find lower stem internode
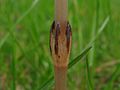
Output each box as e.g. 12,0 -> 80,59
54,66 -> 68,90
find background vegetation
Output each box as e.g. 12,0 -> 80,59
0,0 -> 120,90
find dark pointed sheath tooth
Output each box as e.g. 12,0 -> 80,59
50,21 -> 55,54
50,21 -> 55,33
66,22 -> 72,52
55,22 -> 60,55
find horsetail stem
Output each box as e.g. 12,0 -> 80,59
50,0 -> 72,90
55,0 -> 67,24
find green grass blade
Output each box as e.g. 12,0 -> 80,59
0,33 -> 9,50
86,56 -> 94,90
89,16 -> 110,45
68,46 -> 92,69
89,14 -> 96,67
39,76 -> 54,90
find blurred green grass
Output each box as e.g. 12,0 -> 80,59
0,0 -> 120,90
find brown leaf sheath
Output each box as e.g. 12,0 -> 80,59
50,21 -> 72,67
50,21 -> 72,90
